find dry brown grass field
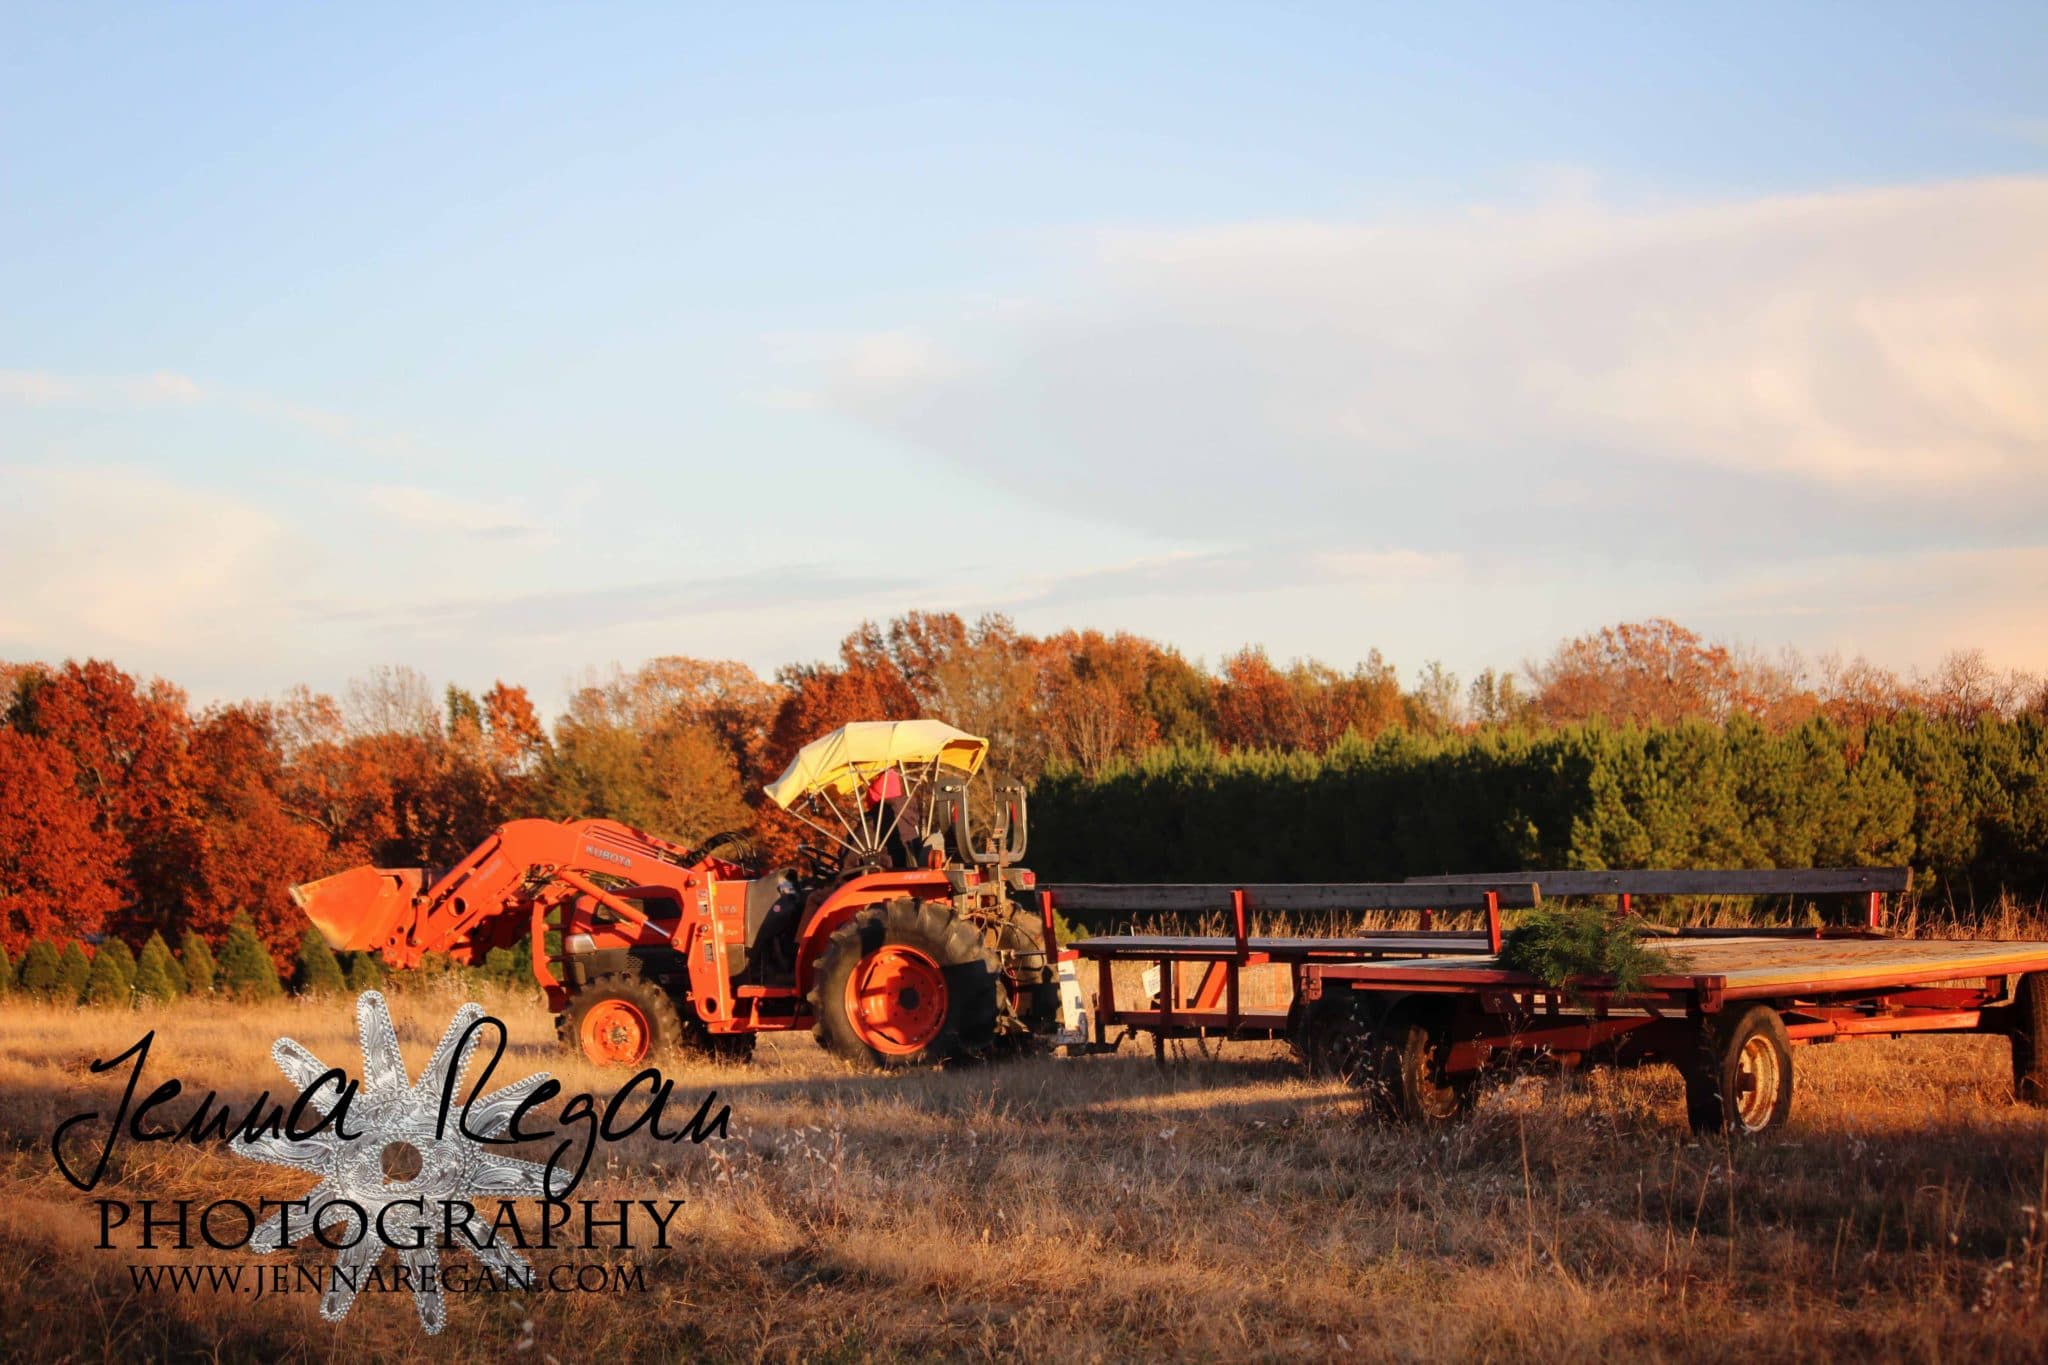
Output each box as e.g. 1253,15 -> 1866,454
5,922 -> 2048,1364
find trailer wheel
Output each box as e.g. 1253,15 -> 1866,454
1364,1002 -> 1472,1123
1291,990 -> 1373,1080
2010,972 -> 2048,1105
1683,1004 -> 1793,1136
558,973 -> 683,1067
810,898 -> 999,1069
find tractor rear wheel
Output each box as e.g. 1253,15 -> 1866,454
810,898 -> 1000,1069
558,973 -> 682,1067
2010,972 -> 2048,1105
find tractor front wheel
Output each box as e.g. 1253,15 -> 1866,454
558,973 -> 682,1067
558,972 -> 754,1066
810,899 -> 999,1069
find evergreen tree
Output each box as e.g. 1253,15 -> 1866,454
99,937 -> 138,993
134,932 -> 181,1003
161,936 -> 188,994
218,915 -> 282,1000
82,944 -> 132,1005
177,929 -> 216,995
345,954 -> 385,993
293,929 -> 346,995
54,941 -> 90,1002
17,940 -> 60,996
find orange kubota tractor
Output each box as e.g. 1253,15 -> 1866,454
292,721 -> 1070,1069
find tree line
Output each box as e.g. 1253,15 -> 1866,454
1031,714 -> 2048,906
3,613 -> 2045,969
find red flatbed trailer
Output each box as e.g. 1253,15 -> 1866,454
1053,880 -> 1532,1050
1047,869 -> 2048,1134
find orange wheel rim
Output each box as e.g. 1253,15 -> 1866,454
580,999 -> 651,1065
846,945 -> 948,1055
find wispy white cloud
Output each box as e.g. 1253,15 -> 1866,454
0,462 -> 288,656
1001,544 -> 1464,612
303,564 -> 922,639
362,484 -> 548,542
0,369 -> 203,406
0,368 -> 420,456
818,175 -> 2048,560
1694,543 -> 2048,670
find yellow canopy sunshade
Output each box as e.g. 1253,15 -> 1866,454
763,720 -> 988,809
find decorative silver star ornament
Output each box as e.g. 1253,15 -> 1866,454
230,990 -> 554,1333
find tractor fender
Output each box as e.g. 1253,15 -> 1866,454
793,870 -> 957,997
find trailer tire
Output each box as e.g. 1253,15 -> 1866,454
1364,1001 -> 1472,1124
559,973 -> 685,1067
1683,1004 -> 1793,1136
1291,990 -> 1374,1081
810,898 -> 1000,1069
2010,972 -> 2048,1106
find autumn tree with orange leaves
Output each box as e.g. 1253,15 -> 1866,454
185,703 -> 335,952
6,660 -> 207,942
0,728 -> 123,953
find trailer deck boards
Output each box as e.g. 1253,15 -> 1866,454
1073,932 -> 1494,962
1326,934 -> 2048,994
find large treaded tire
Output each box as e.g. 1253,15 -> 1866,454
2011,972 -> 2048,1105
1290,990 -> 1374,1080
557,972 -> 684,1067
810,898 -> 1000,1069
992,912 -> 1060,1058
556,971 -> 755,1065
1362,1000 -> 1473,1124
1682,1004 -> 1793,1136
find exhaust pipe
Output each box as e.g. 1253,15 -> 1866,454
291,865 -> 424,953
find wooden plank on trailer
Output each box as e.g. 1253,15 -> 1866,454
1320,935 -> 2048,991
1404,868 -> 1910,896
1074,932 -> 1496,960
1045,881 -> 1540,912
1663,936 -> 2048,988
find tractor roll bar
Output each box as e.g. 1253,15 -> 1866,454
936,778 -> 1028,867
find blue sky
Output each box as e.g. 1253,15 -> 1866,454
4,3 -> 2046,710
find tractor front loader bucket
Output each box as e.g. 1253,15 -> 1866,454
291,865 -> 424,952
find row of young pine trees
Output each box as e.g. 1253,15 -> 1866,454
0,918 -> 384,1007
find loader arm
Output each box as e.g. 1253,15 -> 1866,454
292,817 -> 706,969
